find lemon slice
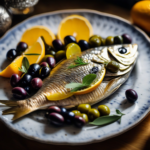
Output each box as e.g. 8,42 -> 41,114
21,26 -> 55,46
66,43 -> 81,59
58,15 -> 93,43
0,37 -> 45,78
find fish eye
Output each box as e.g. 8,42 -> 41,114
118,47 -> 127,54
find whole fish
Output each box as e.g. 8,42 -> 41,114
0,44 -> 138,121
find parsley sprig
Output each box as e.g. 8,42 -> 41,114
68,57 -> 89,69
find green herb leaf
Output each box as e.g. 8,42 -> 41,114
22,57 -> 30,71
65,82 -> 89,92
82,74 -> 97,85
71,85 -> 88,92
68,56 -> 89,69
18,57 -> 30,73
116,109 -> 125,124
89,109 -> 125,126
65,74 -> 96,92
24,53 -> 40,55
89,115 -> 122,126
65,83 -> 84,89
116,109 -> 125,116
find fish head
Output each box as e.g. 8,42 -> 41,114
81,44 -> 138,76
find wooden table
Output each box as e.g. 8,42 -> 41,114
0,0 -> 150,149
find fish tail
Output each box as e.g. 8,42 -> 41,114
0,100 -> 35,121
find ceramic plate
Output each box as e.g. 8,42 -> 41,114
0,9 -> 150,145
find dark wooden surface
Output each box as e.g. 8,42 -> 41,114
0,0 -> 150,150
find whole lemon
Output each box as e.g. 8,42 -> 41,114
131,1 -> 150,32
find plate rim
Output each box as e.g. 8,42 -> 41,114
0,9 -> 150,145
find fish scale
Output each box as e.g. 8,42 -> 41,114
0,44 -> 138,121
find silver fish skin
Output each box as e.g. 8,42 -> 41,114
0,44 -> 138,121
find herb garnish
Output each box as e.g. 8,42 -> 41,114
24,53 -> 40,55
18,57 -> 30,73
89,109 -> 125,126
68,56 -> 89,69
65,74 -> 96,92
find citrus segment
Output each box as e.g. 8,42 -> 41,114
0,56 -> 23,78
131,1 -> 150,32
66,43 -> 81,59
24,37 -> 45,64
75,68 -> 106,95
21,26 -> 55,46
45,92 -> 74,101
0,37 -> 45,78
58,15 -> 93,43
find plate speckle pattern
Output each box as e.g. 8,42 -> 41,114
0,10 -> 150,145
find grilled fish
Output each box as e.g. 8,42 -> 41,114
0,44 -> 138,121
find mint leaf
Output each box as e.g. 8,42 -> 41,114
22,57 -> 30,71
82,74 -> 97,85
71,85 -> 88,92
65,74 -> 97,92
65,83 -> 84,89
18,57 -> 30,73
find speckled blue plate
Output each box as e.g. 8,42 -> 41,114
0,9 -> 150,145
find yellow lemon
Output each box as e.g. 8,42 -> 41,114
0,37 -> 45,78
58,15 -> 93,43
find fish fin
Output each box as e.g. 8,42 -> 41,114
0,100 -> 34,121
3,107 -> 17,115
12,107 -> 32,121
0,100 -> 18,106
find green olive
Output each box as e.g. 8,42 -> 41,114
106,61 -> 120,73
100,38 -> 106,46
72,110 -> 81,116
77,104 -> 91,114
88,108 -> 100,121
114,36 -> 123,44
55,50 -> 66,62
42,55 -> 54,62
98,105 -> 110,116
47,50 -> 56,57
80,113 -> 89,123
89,36 -> 101,47
106,36 -> 114,45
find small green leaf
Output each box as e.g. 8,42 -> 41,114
24,53 -> 41,56
22,57 -> 30,71
89,115 -> 122,126
65,83 -> 84,89
116,109 -> 125,124
18,57 -> 30,73
82,74 -> 97,85
116,109 -> 125,116
71,85 -> 87,92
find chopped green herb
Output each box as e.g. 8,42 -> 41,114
68,56 -> 88,69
